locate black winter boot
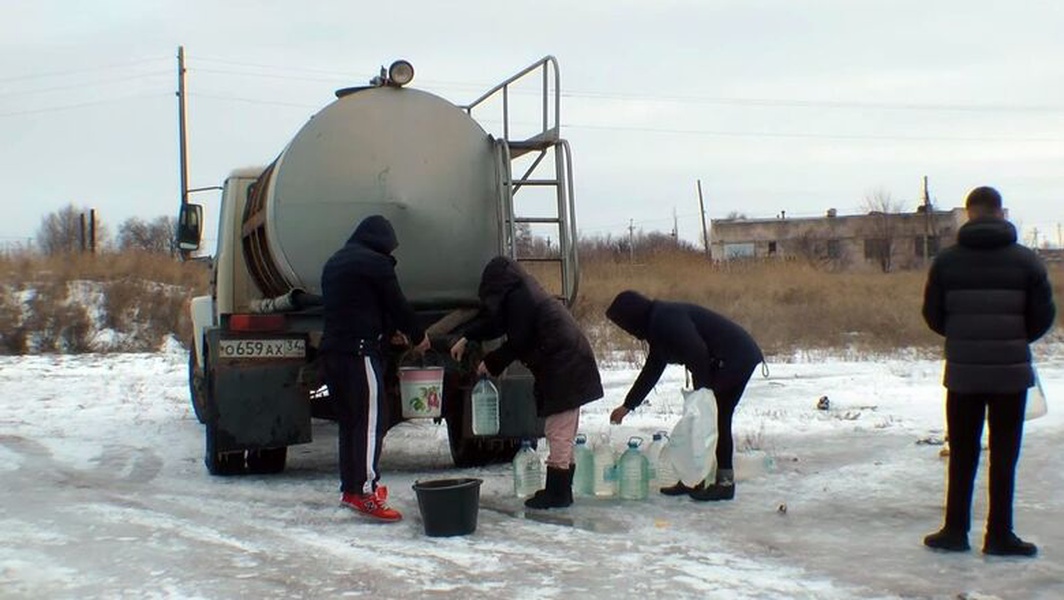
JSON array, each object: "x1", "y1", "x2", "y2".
[
  {"x1": 983, "y1": 531, "x2": 1037, "y2": 557},
  {"x1": 923, "y1": 528, "x2": 970, "y2": 552},
  {"x1": 690, "y1": 470, "x2": 735, "y2": 502},
  {"x1": 660, "y1": 480, "x2": 703, "y2": 496},
  {"x1": 525, "y1": 467, "x2": 573, "y2": 509}
]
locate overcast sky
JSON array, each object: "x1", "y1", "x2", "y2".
[{"x1": 2, "y1": 1, "x2": 1062, "y2": 249}]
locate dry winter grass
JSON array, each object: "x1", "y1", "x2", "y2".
[
  {"x1": 1, "y1": 246, "x2": 1060, "y2": 356},
  {"x1": 0, "y1": 250, "x2": 209, "y2": 353},
  {"x1": 572, "y1": 248, "x2": 1064, "y2": 359}
]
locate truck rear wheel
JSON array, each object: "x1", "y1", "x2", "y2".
[{"x1": 188, "y1": 344, "x2": 209, "y2": 424}]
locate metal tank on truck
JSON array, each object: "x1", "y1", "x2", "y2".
[{"x1": 177, "y1": 57, "x2": 580, "y2": 475}]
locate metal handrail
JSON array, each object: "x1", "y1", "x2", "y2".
[
  {"x1": 560, "y1": 140, "x2": 579, "y2": 304},
  {"x1": 494, "y1": 139, "x2": 517, "y2": 259},
  {"x1": 463, "y1": 56, "x2": 560, "y2": 142}
]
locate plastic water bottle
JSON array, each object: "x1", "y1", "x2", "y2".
[
  {"x1": 618, "y1": 436, "x2": 650, "y2": 500},
  {"x1": 572, "y1": 433, "x2": 595, "y2": 497},
  {"x1": 645, "y1": 430, "x2": 676, "y2": 488},
  {"x1": 512, "y1": 440, "x2": 543, "y2": 498},
  {"x1": 656, "y1": 443, "x2": 678, "y2": 488},
  {"x1": 470, "y1": 377, "x2": 499, "y2": 436},
  {"x1": 592, "y1": 433, "x2": 617, "y2": 498}
]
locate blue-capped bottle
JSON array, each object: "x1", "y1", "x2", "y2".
[
  {"x1": 618, "y1": 436, "x2": 650, "y2": 500},
  {"x1": 572, "y1": 433, "x2": 595, "y2": 497},
  {"x1": 645, "y1": 430, "x2": 676, "y2": 489},
  {"x1": 512, "y1": 439, "x2": 543, "y2": 498},
  {"x1": 471, "y1": 376, "x2": 500, "y2": 436}
]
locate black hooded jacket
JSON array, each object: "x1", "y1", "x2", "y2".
[
  {"x1": 319, "y1": 215, "x2": 425, "y2": 355},
  {"x1": 464, "y1": 256, "x2": 603, "y2": 416},
  {"x1": 922, "y1": 217, "x2": 1055, "y2": 393},
  {"x1": 606, "y1": 291, "x2": 764, "y2": 410}
]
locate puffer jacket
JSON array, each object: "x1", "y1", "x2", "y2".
[
  {"x1": 922, "y1": 217, "x2": 1055, "y2": 393},
  {"x1": 606, "y1": 290, "x2": 763, "y2": 410},
  {"x1": 319, "y1": 215, "x2": 424, "y2": 355},
  {"x1": 464, "y1": 256, "x2": 603, "y2": 417}
]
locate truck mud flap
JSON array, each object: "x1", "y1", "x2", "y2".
[{"x1": 206, "y1": 337, "x2": 312, "y2": 454}]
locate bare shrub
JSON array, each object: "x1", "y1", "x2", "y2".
[
  {"x1": 102, "y1": 279, "x2": 143, "y2": 331},
  {"x1": 57, "y1": 303, "x2": 93, "y2": 353},
  {"x1": 117, "y1": 216, "x2": 177, "y2": 255},
  {"x1": 36, "y1": 204, "x2": 111, "y2": 256},
  {"x1": 0, "y1": 249, "x2": 208, "y2": 354},
  {"x1": 0, "y1": 290, "x2": 27, "y2": 354}
]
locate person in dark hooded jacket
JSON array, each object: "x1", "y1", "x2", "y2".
[
  {"x1": 921, "y1": 186, "x2": 1055, "y2": 557},
  {"x1": 320, "y1": 215, "x2": 430, "y2": 522},
  {"x1": 606, "y1": 291, "x2": 763, "y2": 501},
  {"x1": 450, "y1": 256, "x2": 604, "y2": 509}
]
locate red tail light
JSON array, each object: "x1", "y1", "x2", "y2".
[{"x1": 228, "y1": 314, "x2": 286, "y2": 332}]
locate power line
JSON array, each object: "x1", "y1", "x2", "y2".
[
  {"x1": 174, "y1": 57, "x2": 1064, "y2": 115},
  {"x1": 189, "y1": 92, "x2": 321, "y2": 109},
  {"x1": 193, "y1": 67, "x2": 351, "y2": 84},
  {"x1": 564, "y1": 122, "x2": 1064, "y2": 144},
  {"x1": 0, "y1": 56, "x2": 170, "y2": 84},
  {"x1": 0, "y1": 92, "x2": 168, "y2": 118},
  {"x1": 0, "y1": 71, "x2": 171, "y2": 98},
  {"x1": 561, "y1": 90, "x2": 1064, "y2": 115}
]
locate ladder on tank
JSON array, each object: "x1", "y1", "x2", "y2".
[{"x1": 463, "y1": 56, "x2": 579, "y2": 306}]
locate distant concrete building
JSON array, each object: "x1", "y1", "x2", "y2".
[{"x1": 710, "y1": 206, "x2": 967, "y2": 270}]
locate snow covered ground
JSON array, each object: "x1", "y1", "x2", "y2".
[{"x1": 2, "y1": 346, "x2": 1063, "y2": 599}]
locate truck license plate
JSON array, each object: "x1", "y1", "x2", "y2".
[{"x1": 218, "y1": 338, "x2": 305, "y2": 359}]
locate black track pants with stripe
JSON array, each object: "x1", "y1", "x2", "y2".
[{"x1": 323, "y1": 352, "x2": 387, "y2": 495}]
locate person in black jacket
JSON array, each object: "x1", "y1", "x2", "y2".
[
  {"x1": 320, "y1": 215, "x2": 430, "y2": 522},
  {"x1": 606, "y1": 290, "x2": 764, "y2": 501},
  {"x1": 450, "y1": 256, "x2": 604, "y2": 509},
  {"x1": 921, "y1": 186, "x2": 1055, "y2": 556}
]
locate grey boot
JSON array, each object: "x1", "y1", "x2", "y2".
[{"x1": 525, "y1": 467, "x2": 573, "y2": 509}]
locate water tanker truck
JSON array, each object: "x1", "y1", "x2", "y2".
[{"x1": 177, "y1": 58, "x2": 580, "y2": 475}]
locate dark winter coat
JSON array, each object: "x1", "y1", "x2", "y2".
[
  {"x1": 464, "y1": 256, "x2": 603, "y2": 417},
  {"x1": 922, "y1": 217, "x2": 1055, "y2": 393},
  {"x1": 319, "y1": 215, "x2": 425, "y2": 355},
  {"x1": 606, "y1": 291, "x2": 764, "y2": 410}
]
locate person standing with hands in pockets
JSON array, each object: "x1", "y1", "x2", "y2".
[
  {"x1": 606, "y1": 290, "x2": 763, "y2": 502},
  {"x1": 451, "y1": 256, "x2": 603, "y2": 509},
  {"x1": 921, "y1": 186, "x2": 1055, "y2": 556},
  {"x1": 320, "y1": 215, "x2": 430, "y2": 522}
]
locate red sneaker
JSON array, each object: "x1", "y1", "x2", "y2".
[{"x1": 341, "y1": 486, "x2": 402, "y2": 522}]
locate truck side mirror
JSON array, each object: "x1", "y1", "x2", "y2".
[{"x1": 178, "y1": 203, "x2": 203, "y2": 251}]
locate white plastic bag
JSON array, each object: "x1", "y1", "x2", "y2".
[
  {"x1": 1026, "y1": 366, "x2": 1047, "y2": 421},
  {"x1": 664, "y1": 388, "x2": 718, "y2": 486}
]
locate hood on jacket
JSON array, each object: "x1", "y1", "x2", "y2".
[
  {"x1": 606, "y1": 290, "x2": 653, "y2": 339},
  {"x1": 349, "y1": 215, "x2": 399, "y2": 256},
  {"x1": 478, "y1": 256, "x2": 527, "y2": 315},
  {"x1": 957, "y1": 217, "x2": 1017, "y2": 250}
]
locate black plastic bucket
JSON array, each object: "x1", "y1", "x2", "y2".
[{"x1": 412, "y1": 477, "x2": 483, "y2": 537}]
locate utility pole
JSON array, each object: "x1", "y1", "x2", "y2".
[
  {"x1": 1057, "y1": 223, "x2": 1061, "y2": 248},
  {"x1": 1031, "y1": 227, "x2": 1040, "y2": 248},
  {"x1": 89, "y1": 208, "x2": 96, "y2": 254},
  {"x1": 672, "y1": 207, "x2": 678, "y2": 242},
  {"x1": 628, "y1": 219, "x2": 635, "y2": 263},
  {"x1": 922, "y1": 175, "x2": 932, "y2": 261},
  {"x1": 177, "y1": 45, "x2": 189, "y2": 211},
  {"x1": 697, "y1": 179, "x2": 710, "y2": 259}
]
